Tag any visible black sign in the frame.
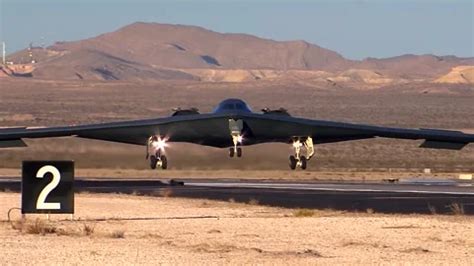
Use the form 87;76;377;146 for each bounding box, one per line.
22;161;74;214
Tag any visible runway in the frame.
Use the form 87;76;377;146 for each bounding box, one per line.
0;177;473;214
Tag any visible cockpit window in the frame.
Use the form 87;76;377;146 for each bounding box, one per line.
213;99;253;113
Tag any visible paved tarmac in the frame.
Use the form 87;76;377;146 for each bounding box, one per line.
0;177;472;214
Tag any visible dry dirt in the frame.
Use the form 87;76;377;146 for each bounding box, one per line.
0;192;473;265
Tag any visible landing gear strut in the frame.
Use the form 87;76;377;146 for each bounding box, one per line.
289;137;314;170
147;136;168;170
228;119;244;158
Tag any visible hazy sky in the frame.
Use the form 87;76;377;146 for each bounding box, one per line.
1;0;472;59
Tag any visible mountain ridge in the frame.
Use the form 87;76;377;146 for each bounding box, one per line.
4;22;473;85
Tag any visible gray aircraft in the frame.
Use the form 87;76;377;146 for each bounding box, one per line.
1;98;473;170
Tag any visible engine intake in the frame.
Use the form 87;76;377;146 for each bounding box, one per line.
171;107;200;116
261;108;291;116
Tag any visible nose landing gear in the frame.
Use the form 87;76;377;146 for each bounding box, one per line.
229;134;243;158
147;136;168;170
289;137;314;170
229;145;242;158
228;119;244;158
149;153;168;170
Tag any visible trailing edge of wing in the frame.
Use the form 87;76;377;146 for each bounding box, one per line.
420;140;467;150
0;139;27;148
365;127;474;148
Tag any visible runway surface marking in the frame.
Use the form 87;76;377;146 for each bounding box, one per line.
184;182;474;195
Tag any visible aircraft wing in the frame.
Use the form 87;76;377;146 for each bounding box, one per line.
0;114;233;147
239;113;474;150
0;112;473;149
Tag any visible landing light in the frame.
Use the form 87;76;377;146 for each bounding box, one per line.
237;135;243;143
152;137;168;150
292;141;302;148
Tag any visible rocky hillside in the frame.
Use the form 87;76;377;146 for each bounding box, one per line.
434;66;474;84
4;22;473;85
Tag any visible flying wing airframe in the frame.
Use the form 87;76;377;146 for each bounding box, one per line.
1;98;473;170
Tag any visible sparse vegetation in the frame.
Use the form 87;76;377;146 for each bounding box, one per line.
110;230;125;239
248;198;259;205
341;240;361;247
402;247;430;253
341;240;389;249
448;203;465;215
382;225;419;229
428;236;442;242
299;249;323;257
293;209;315;217
10;219;25;231
141;233;162;239
10;219;99;237
428;204;437;215
10;219;81;236
24;219;58;235
56;227;82;237
82;224;95;236
159;188;173;198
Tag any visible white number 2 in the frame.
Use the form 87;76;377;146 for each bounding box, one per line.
36;165;61;210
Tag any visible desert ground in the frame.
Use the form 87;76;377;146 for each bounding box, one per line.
1;79;473;174
0;192;473;265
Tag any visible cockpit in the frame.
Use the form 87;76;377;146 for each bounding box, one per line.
212;99;253;113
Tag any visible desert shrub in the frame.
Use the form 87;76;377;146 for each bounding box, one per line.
110;230;125;238
25;219;57;235
293;209;315;217
448;203;465;215
248;198;259;205
82;224;95;236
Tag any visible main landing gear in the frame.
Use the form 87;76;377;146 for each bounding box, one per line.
289;137;314;170
147;136;168;170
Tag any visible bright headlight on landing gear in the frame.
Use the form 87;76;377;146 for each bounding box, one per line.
292;140;302;148
152;137;168;150
237;135;243;143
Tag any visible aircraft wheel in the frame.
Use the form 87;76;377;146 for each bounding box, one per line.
289;155;297;170
229;148;235;158
300;156;307;170
160;155;168;169
237;147;242;157
150;155;158;169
